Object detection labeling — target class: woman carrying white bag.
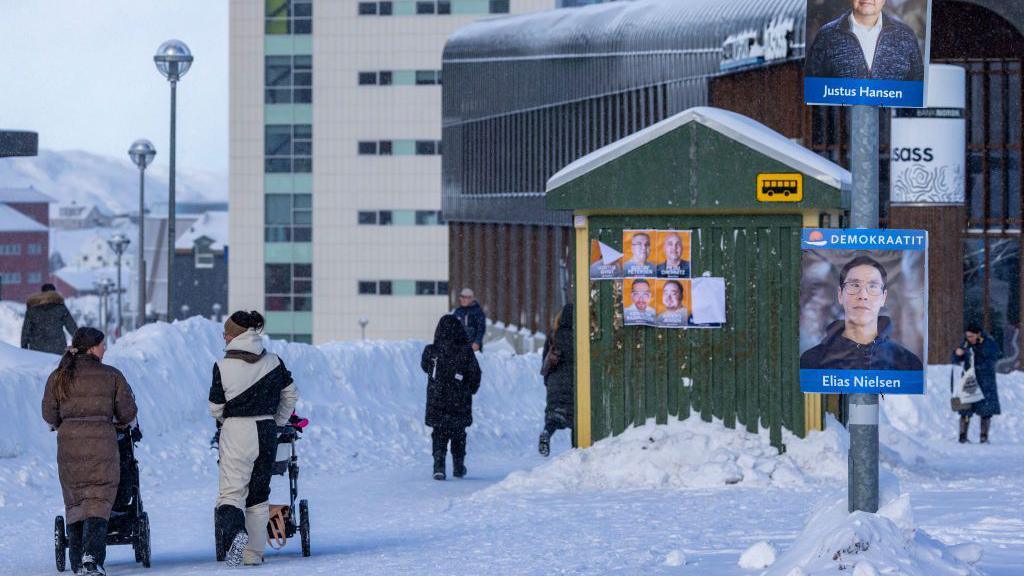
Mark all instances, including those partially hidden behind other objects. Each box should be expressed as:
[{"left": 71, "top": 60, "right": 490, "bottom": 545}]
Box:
[{"left": 952, "top": 323, "right": 1002, "bottom": 444}]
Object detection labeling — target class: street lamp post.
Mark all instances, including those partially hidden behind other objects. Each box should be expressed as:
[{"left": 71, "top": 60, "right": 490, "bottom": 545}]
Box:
[
  {"left": 94, "top": 278, "right": 115, "bottom": 332},
  {"left": 153, "top": 39, "right": 193, "bottom": 321},
  {"left": 358, "top": 317, "right": 369, "bottom": 341},
  {"left": 212, "top": 302, "right": 222, "bottom": 322},
  {"left": 107, "top": 233, "right": 131, "bottom": 339},
  {"left": 129, "top": 139, "right": 156, "bottom": 328}
]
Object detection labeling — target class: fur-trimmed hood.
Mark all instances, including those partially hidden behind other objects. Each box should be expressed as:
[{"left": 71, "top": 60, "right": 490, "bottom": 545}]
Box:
[{"left": 26, "top": 291, "right": 65, "bottom": 308}]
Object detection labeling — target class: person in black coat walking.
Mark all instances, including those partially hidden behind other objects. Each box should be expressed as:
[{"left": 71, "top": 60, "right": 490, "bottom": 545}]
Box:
[
  {"left": 539, "top": 303, "right": 574, "bottom": 457},
  {"left": 422, "top": 315, "right": 482, "bottom": 480},
  {"left": 22, "top": 284, "right": 78, "bottom": 355},
  {"left": 954, "top": 323, "right": 1002, "bottom": 443}
]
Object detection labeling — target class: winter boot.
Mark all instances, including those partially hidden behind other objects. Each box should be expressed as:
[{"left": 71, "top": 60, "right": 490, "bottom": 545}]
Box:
[
  {"left": 242, "top": 549, "right": 264, "bottom": 566},
  {"left": 433, "top": 452, "right": 446, "bottom": 480},
  {"left": 539, "top": 431, "right": 551, "bottom": 457},
  {"left": 453, "top": 456, "right": 467, "bottom": 478},
  {"left": 80, "top": 555, "right": 106, "bottom": 576},
  {"left": 431, "top": 427, "right": 448, "bottom": 480},
  {"left": 225, "top": 530, "right": 249, "bottom": 567},
  {"left": 959, "top": 415, "right": 971, "bottom": 443},
  {"left": 81, "top": 517, "right": 108, "bottom": 571},
  {"left": 67, "top": 520, "right": 84, "bottom": 574},
  {"left": 980, "top": 417, "right": 991, "bottom": 444}
]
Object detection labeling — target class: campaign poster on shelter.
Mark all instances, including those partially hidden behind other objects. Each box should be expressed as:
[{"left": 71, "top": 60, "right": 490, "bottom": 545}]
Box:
[
  {"left": 799, "top": 229, "right": 928, "bottom": 394},
  {"left": 690, "top": 277, "right": 727, "bottom": 327},
  {"left": 622, "top": 230, "right": 658, "bottom": 278},
  {"left": 623, "top": 278, "right": 657, "bottom": 326},
  {"left": 656, "top": 230, "right": 692, "bottom": 278},
  {"left": 804, "top": 0, "right": 931, "bottom": 108},
  {"left": 654, "top": 279, "right": 691, "bottom": 328},
  {"left": 589, "top": 239, "right": 624, "bottom": 280}
]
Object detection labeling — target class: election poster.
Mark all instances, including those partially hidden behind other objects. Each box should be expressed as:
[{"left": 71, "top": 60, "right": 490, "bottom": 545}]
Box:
[
  {"left": 654, "top": 279, "right": 691, "bottom": 328},
  {"left": 589, "top": 239, "right": 623, "bottom": 280},
  {"left": 799, "top": 228, "right": 928, "bottom": 394},
  {"left": 622, "top": 230, "right": 658, "bottom": 278},
  {"left": 804, "top": 0, "right": 931, "bottom": 108},
  {"left": 656, "top": 230, "right": 692, "bottom": 278},
  {"left": 623, "top": 278, "right": 656, "bottom": 326}
]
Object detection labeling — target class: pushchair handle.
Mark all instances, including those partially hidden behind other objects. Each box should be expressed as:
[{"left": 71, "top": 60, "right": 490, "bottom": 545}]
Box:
[{"left": 276, "top": 425, "right": 302, "bottom": 441}]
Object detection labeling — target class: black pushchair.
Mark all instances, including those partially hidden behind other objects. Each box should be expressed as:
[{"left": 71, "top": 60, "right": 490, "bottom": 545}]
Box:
[
  {"left": 55, "top": 426, "right": 152, "bottom": 572},
  {"left": 214, "top": 423, "right": 311, "bottom": 560}
]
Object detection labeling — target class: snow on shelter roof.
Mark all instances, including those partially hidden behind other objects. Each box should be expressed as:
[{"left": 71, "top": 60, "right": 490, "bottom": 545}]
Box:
[
  {"left": 547, "top": 107, "right": 851, "bottom": 193},
  {"left": 174, "top": 211, "right": 228, "bottom": 251},
  {"left": 0, "top": 187, "right": 54, "bottom": 204},
  {"left": 0, "top": 204, "right": 47, "bottom": 232}
]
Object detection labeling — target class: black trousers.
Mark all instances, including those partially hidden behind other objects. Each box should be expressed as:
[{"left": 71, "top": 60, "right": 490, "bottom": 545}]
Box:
[
  {"left": 431, "top": 426, "right": 466, "bottom": 463},
  {"left": 68, "top": 517, "right": 108, "bottom": 571}
]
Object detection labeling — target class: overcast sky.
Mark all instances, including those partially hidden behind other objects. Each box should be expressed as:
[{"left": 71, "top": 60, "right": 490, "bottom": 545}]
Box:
[{"left": 0, "top": 1, "right": 228, "bottom": 181}]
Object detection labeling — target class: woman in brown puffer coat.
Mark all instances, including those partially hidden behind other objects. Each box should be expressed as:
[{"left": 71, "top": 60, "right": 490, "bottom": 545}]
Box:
[{"left": 42, "top": 327, "right": 138, "bottom": 576}]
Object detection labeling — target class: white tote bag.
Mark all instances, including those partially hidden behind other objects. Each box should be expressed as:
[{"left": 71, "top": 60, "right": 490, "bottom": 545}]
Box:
[{"left": 955, "top": 349, "right": 986, "bottom": 405}]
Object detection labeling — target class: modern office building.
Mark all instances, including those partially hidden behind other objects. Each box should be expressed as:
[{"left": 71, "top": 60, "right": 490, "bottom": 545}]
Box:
[
  {"left": 229, "top": 0, "right": 558, "bottom": 343},
  {"left": 443, "top": 0, "right": 1024, "bottom": 370}
]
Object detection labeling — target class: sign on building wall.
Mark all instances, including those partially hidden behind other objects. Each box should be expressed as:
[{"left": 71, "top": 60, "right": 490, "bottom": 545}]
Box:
[
  {"left": 890, "top": 64, "right": 966, "bottom": 204},
  {"left": 804, "top": 0, "right": 932, "bottom": 108},
  {"left": 799, "top": 229, "right": 928, "bottom": 394}
]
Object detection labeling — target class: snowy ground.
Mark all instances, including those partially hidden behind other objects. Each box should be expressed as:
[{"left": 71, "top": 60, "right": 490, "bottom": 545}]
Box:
[{"left": 0, "top": 315, "right": 1021, "bottom": 574}]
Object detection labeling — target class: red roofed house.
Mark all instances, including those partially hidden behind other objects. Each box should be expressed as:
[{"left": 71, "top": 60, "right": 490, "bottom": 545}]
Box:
[{"left": 0, "top": 187, "right": 54, "bottom": 302}]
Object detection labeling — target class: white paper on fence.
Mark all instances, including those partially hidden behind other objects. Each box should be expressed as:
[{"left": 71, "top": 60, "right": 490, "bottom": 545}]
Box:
[
  {"left": 599, "top": 241, "right": 624, "bottom": 265},
  {"left": 691, "top": 277, "right": 726, "bottom": 324}
]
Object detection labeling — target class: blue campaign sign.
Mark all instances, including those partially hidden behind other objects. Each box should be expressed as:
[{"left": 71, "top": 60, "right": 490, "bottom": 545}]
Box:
[
  {"left": 799, "top": 228, "right": 929, "bottom": 395},
  {"left": 804, "top": 0, "right": 932, "bottom": 109}
]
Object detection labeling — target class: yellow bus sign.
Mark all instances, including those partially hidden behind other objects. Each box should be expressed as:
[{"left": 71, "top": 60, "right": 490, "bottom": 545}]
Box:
[{"left": 757, "top": 173, "right": 803, "bottom": 202}]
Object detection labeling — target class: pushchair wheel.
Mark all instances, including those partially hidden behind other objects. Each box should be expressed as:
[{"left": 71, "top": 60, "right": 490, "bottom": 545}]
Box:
[
  {"left": 299, "top": 500, "right": 310, "bottom": 557},
  {"left": 133, "top": 512, "right": 152, "bottom": 568},
  {"left": 54, "top": 515, "right": 68, "bottom": 572}
]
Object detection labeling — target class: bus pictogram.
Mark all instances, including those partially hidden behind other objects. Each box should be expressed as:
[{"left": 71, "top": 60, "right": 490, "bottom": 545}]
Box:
[{"left": 756, "top": 173, "right": 803, "bottom": 202}]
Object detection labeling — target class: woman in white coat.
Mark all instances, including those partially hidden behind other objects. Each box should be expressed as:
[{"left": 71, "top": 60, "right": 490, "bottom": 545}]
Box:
[{"left": 209, "top": 311, "right": 298, "bottom": 566}]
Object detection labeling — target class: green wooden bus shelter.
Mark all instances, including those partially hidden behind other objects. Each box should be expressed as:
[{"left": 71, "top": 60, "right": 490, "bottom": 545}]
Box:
[{"left": 546, "top": 107, "right": 850, "bottom": 450}]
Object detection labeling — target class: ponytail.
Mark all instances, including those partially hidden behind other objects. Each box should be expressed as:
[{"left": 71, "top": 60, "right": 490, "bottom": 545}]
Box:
[
  {"left": 226, "top": 310, "right": 265, "bottom": 336},
  {"left": 53, "top": 327, "right": 105, "bottom": 403}
]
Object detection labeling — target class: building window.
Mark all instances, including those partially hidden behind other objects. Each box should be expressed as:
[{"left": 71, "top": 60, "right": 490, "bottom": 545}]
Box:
[
  {"left": 0, "top": 244, "right": 21, "bottom": 256},
  {"left": 359, "top": 210, "right": 443, "bottom": 225},
  {"left": 359, "top": 0, "right": 500, "bottom": 15},
  {"left": 379, "top": 210, "right": 393, "bottom": 225},
  {"left": 379, "top": 140, "right": 393, "bottom": 155},
  {"left": 416, "top": 281, "right": 436, "bottom": 295},
  {"left": 195, "top": 251, "right": 215, "bottom": 269},
  {"left": 265, "top": 193, "right": 312, "bottom": 243},
  {"left": 265, "top": 263, "right": 312, "bottom": 311},
  {"left": 379, "top": 71, "right": 393, "bottom": 85},
  {"left": 0, "top": 272, "right": 21, "bottom": 284},
  {"left": 358, "top": 141, "right": 378, "bottom": 155},
  {"left": 379, "top": 280, "right": 393, "bottom": 295},
  {"left": 415, "top": 140, "right": 438, "bottom": 155},
  {"left": 358, "top": 211, "right": 377, "bottom": 225},
  {"left": 415, "top": 210, "right": 439, "bottom": 225},
  {"left": 379, "top": 1, "right": 393, "bottom": 15},
  {"left": 359, "top": 280, "right": 447, "bottom": 296},
  {"left": 266, "top": 55, "right": 312, "bottom": 104},
  {"left": 358, "top": 2, "right": 378, "bottom": 15},
  {"left": 416, "top": 1, "right": 435, "bottom": 14},
  {"left": 266, "top": 0, "right": 312, "bottom": 35},
  {"left": 437, "top": 1, "right": 451, "bottom": 14},
  {"left": 265, "top": 124, "right": 312, "bottom": 173},
  {"left": 28, "top": 272, "right": 43, "bottom": 284},
  {"left": 27, "top": 243, "right": 42, "bottom": 255},
  {"left": 358, "top": 281, "right": 377, "bottom": 295},
  {"left": 358, "top": 72, "right": 377, "bottom": 85},
  {"left": 489, "top": 0, "right": 510, "bottom": 13}
]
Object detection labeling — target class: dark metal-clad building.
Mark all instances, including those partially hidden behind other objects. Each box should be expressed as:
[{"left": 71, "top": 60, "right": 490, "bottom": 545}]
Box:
[{"left": 443, "top": 0, "right": 1024, "bottom": 367}]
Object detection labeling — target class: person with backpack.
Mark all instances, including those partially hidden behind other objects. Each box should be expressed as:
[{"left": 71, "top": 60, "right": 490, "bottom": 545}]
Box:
[
  {"left": 41, "top": 327, "right": 138, "bottom": 576},
  {"left": 422, "top": 315, "right": 482, "bottom": 480},
  {"left": 539, "top": 303, "right": 574, "bottom": 457},
  {"left": 209, "top": 311, "right": 298, "bottom": 566},
  {"left": 953, "top": 322, "right": 1001, "bottom": 443}
]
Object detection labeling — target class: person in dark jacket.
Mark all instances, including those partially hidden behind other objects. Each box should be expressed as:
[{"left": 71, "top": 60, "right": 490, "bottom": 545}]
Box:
[
  {"left": 453, "top": 288, "right": 486, "bottom": 352},
  {"left": 805, "top": 1, "right": 924, "bottom": 82},
  {"left": 800, "top": 256, "right": 923, "bottom": 372},
  {"left": 422, "top": 315, "right": 482, "bottom": 480},
  {"left": 209, "top": 311, "right": 298, "bottom": 566},
  {"left": 42, "top": 327, "right": 138, "bottom": 576},
  {"left": 953, "top": 323, "right": 1001, "bottom": 443},
  {"left": 22, "top": 283, "right": 78, "bottom": 354},
  {"left": 539, "top": 303, "right": 574, "bottom": 457}
]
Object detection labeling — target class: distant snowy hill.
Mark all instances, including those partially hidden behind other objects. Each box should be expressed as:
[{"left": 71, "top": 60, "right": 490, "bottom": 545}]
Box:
[{"left": 0, "top": 149, "right": 226, "bottom": 215}]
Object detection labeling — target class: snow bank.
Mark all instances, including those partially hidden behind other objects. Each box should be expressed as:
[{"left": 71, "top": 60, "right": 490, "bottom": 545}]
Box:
[
  {"left": 480, "top": 415, "right": 849, "bottom": 495},
  {"left": 0, "top": 317, "right": 546, "bottom": 477},
  {"left": 0, "top": 302, "right": 25, "bottom": 347},
  {"left": 765, "top": 475, "right": 982, "bottom": 576},
  {"left": 883, "top": 365, "right": 1024, "bottom": 447}
]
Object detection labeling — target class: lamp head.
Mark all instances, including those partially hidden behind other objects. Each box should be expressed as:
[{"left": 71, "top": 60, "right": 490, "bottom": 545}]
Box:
[
  {"left": 129, "top": 139, "right": 157, "bottom": 169},
  {"left": 154, "top": 39, "right": 194, "bottom": 82}
]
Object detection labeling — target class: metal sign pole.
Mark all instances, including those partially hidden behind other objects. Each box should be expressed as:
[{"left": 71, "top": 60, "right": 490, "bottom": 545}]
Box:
[{"left": 848, "top": 105, "right": 880, "bottom": 513}]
